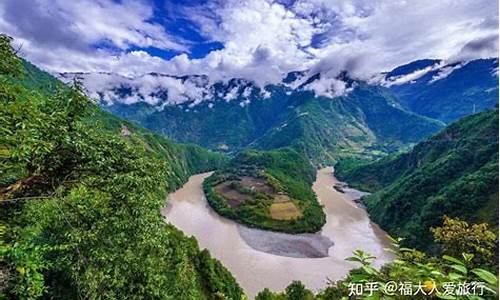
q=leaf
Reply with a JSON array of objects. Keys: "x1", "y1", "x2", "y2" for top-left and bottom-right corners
[
  {"x1": 399, "y1": 247, "x2": 414, "y2": 252},
  {"x1": 462, "y1": 253, "x2": 474, "y2": 262},
  {"x1": 383, "y1": 248, "x2": 398, "y2": 255},
  {"x1": 362, "y1": 265, "x2": 379, "y2": 276},
  {"x1": 349, "y1": 274, "x2": 369, "y2": 282},
  {"x1": 430, "y1": 270, "x2": 444, "y2": 277},
  {"x1": 471, "y1": 269, "x2": 498, "y2": 286},
  {"x1": 442, "y1": 255, "x2": 464, "y2": 265},
  {"x1": 450, "y1": 264, "x2": 467, "y2": 275},
  {"x1": 448, "y1": 272, "x2": 464, "y2": 281},
  {"x1": 346, "y1": 257, "x2": 362, "y2": 263}
]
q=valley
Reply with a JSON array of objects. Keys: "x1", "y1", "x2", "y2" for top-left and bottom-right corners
[
  {"x1": 336, "y1": 109, "x2": 499, "y2": 250},
  {"x1": 70, "y1": 72, "x2": 446, "y2": 165},
  {"x1": 60, "y1": 57, "x2": 498, "y2": 167},
  {"x1": 2, "y1": 28, "x2": 498, "y2": 299},
  {"x1": 163, "y1": 167, "x2": 394, "y2": 298}
]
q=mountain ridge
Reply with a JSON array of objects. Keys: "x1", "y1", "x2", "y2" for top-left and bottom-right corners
[
  {"x1": 68, "y1": 67, "x2": 447, "y2": 165},
  {"x1": 384, "y1": 58, "x2": 498, "y2": 122},
  {"x1": 336, "y1": 109, "x2": 499, "y2": 250},
  {"x1": 54, "y1": 57, "x2": 498, "y2": 166},
  {"x1": 57, "y1": 57, "x2": 498, "y2": 109}
]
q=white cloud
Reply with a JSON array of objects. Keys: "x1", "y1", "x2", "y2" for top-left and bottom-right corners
[
  {"x1": 158, "y1": 0, "x2": 319, "y2": 86},
  {"x1": 303, "y1": 0, "x2": 498, "y2": 79},
  {"x1": 0, "y1": 0, "x2": 186, "y2": 74},
  {"x1": 429, "y1": 63, "x2": 467, "y2": 84},
  {"x1": 161, "y1": 0, "x2": 499, "y2": 86},
  {"x1": 60, "y1": 72, "x2": 212, "y2": 107},
  {"x1": 242, "y1": 87, "x2": 253, "y2": 98},
  {"x1": 4, "y1": 0, "x2": 187, "y2": 51},
  {"x1": 239, "y1": 99, "x2": 251, "y2": 107},
  {"x1": 382, "y1": 63, "x2": 442, "y2": 87},
  {"x1": 223, "y1": 86, "x2": 239, "y2": 102},
  {"x1": 0, "y1": 0, "x2": 497, "y2": 92},
  {"x1": 62, "y1": 0, "x2": 186, "y2": 51},
  {"x1": 260, "y1": 88, "x2": 272, "y2": 99},
  {"x1": 303, "y1": 76, "x2": 352, "y2": 98}
]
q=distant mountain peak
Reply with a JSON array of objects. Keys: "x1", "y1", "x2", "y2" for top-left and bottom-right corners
[
  {"x1": 385, "y1": 57, "x2": 499, "y2": 122},
  {"x1": 57, "y1": 68, "x2": 357, "y2": 109},
  {"x1": 57, "y1": 57, "x2": 498, "y2": 114},
  {"x1": 382, "y1": 57, "x2": 498, "y2": 87}
]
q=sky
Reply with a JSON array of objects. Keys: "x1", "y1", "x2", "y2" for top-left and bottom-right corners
[{"x1": 0, "y1": 0, "x2": 498, "y2": 85}]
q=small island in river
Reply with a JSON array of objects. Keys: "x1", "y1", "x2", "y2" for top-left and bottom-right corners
[{"x1": 203, "y1": 148, "x2": 326, "y2": 233}]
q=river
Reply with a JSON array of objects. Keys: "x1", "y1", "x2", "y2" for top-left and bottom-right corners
[{"x1": 161, "y1": 167, "x2": 394, "y2": 298}]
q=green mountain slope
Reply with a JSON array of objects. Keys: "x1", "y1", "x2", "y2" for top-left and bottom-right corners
[
  {"x1": 13, "y1": 57, "x2": 228, "y2": 189},
  {"x1": 0, "y1": 35, "x2": 241, "y2": 299},
  {"x1": 336, "y1": 109, "x2": 499, "y2": 250},
  {"x1": 253, "y1": 84, "x2": 443, "y2": 165},
  {"x1": 106, "y1": 83, "x2": 292, "y2": 152},
  {"x1": 106, "y1": 80, "x2": 443, "y2": 166}
]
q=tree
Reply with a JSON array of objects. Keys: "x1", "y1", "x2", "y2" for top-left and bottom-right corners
[
  {"x1": 0, "y1": 34, "x2": 22, "y2": 76},
  {"x1": 285, "y1": 281, "x2": 314, "y2": 300},
  {"x1": 431, "y1": 216, "x2": 497, "y2": 269},
  {"x1": 256, "y1": 288, "x2": 281, "y2": 300}
]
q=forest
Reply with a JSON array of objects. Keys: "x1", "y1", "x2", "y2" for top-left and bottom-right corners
[
  {"x1": 0, "y1": 35, "x2": 242, "y2": 299},
  {"x1": 336, "y1": 109, "x2": 499, "y2": 251}
]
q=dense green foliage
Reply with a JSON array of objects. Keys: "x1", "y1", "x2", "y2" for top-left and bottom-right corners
[
  {"x1": 106, "y1": 78, "x2": 443, "y2": 166},
  {"x1": 336, "y1": 110, "x2": 499, "y2": 250},
  {"x1": 204, "y1": 148, "x2": 326, "y2": 233},
  {"x1": 431, "y1": 216, "x2": 497, "y2": 270},
  {"x1": 0, "y1": 35, "x2": 241, "y2": 300},
  {"x1": 256, "y1": 229, "x2": 499, "y2": 299}
]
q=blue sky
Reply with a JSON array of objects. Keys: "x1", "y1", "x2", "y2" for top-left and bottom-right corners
[
  {"x1": 142, "y1": 0, "x2": 225, "y2": 59},
  {"x1": 0, "y1": 0, "x2": 498, "y2": 84}
]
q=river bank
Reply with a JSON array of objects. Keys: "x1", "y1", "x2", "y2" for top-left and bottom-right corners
[{"x1": 161, "y1": 167, "x2": 394, "y2": 298}]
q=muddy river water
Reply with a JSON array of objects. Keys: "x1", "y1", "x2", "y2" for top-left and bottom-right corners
[{"x1": 161, "y1": 167, "x2": 394, "y2": 298}]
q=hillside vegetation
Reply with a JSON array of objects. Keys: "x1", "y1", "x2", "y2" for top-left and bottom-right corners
[
  {"x1": 336, "y1": 109, "x2": 499, "y2": 250},
  {"x1": 0, "y1": 35, "x2": 242, "y2": 299},
  {"x1": 203, "y1": 148, "x2": 326, "y2": 233},
  {"x1": 104, "y1": 76, "x2": 443, "y2": 167},
  {"x1": 252, "y1": 83, "x2": 443, "y2": 165}
]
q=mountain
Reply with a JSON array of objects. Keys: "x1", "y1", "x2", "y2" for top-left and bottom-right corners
[
  {"x1": 14, "y1": 60, "x2": 228, "y2": 187},
  {"x1": 62, "y1": 71, "x2": 444, "y2": 166},
  {"x1": 251, "y1": 82, "x2": 443, "y2": 165},
  {"x1": 384, "y1": 58, "x2": 499, "y2": 123},
  {"x1": 3, "y1": 35, "x2": 499, "y2": 300},
  {"x1": 336, "y1": 109, "x2": 499, "y2": 250},
  {"x1": 1, "y1": 36, "x2": 242, "y2": 299}
]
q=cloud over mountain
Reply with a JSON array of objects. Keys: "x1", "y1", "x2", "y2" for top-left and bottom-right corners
[{"x1": 0, "y1": 0, "x2": 497, "y2": 90}]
